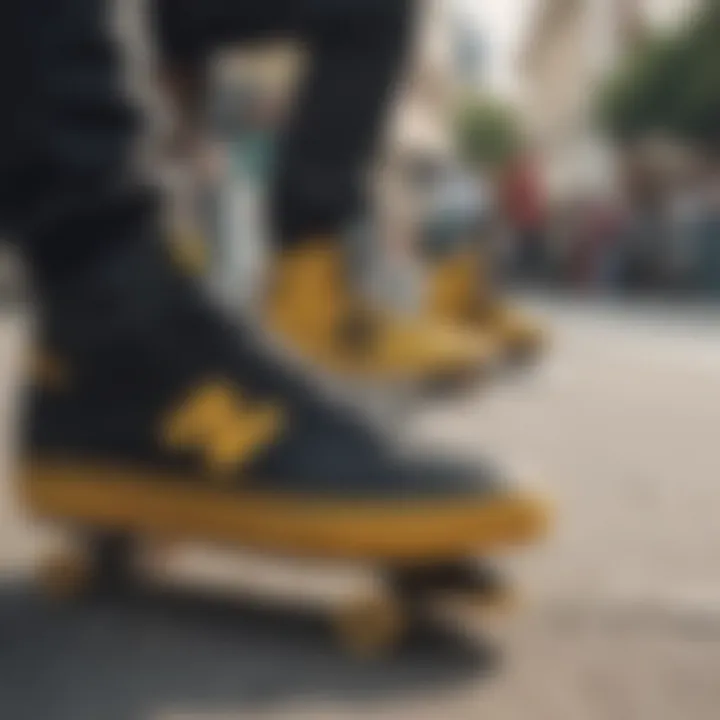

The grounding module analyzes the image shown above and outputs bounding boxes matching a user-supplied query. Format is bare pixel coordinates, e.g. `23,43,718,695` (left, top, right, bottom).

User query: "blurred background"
149,0,719,303
2,1,720,719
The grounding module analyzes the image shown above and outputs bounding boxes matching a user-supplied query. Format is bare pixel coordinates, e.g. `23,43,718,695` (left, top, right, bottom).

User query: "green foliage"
600,0,720,148
599,35,679,140
455,98,521,170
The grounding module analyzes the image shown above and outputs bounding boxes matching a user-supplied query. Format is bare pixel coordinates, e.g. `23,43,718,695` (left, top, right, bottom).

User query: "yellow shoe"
428,248,547,365
428,248,488,324
168,224,210,277
266,241,498,384
481,304,547,364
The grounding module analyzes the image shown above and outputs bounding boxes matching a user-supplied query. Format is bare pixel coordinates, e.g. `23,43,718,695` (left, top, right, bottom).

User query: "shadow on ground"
0,580,497,720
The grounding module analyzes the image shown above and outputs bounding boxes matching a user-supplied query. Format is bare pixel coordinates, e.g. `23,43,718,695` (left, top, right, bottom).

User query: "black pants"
0,0,411,283
0,0,155,281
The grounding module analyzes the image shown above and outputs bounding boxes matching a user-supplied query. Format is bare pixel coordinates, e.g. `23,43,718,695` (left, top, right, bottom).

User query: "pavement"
1,297,720,720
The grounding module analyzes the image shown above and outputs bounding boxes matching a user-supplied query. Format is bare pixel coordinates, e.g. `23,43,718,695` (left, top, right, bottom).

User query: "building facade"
519,0,701,203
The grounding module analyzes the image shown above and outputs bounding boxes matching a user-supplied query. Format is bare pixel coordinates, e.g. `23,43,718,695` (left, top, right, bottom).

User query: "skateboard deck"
40,527,519,657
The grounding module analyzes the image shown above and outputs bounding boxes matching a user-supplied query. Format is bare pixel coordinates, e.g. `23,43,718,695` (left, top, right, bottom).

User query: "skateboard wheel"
40,532,135,600
461,584,520,614
332,596,406,657
89,532,134,591
40,551,93,600
389,559,518,616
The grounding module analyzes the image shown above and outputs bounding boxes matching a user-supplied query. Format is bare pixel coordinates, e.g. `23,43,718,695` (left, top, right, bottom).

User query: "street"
1,297,720,720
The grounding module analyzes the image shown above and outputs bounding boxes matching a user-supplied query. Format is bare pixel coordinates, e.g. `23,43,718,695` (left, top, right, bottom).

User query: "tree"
599,34,679,141
455,97,522,171
669,1,720,145
600,0,720,150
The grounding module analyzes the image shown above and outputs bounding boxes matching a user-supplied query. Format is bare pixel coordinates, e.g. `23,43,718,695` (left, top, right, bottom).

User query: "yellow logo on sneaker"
161,381,284,478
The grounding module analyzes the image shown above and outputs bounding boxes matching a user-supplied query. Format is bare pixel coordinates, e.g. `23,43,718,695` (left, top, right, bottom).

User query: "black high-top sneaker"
22,237,550,561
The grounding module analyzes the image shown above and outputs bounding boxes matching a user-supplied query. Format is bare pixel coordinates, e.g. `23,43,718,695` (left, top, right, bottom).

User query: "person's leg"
270,0,412,244
154,0,495,385
0,0,155,282
154,0,411,242
4,0,547,564
262,3,500,382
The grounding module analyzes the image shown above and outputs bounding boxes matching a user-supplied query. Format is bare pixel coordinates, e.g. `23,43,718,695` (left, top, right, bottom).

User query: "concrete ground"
1,297,720,720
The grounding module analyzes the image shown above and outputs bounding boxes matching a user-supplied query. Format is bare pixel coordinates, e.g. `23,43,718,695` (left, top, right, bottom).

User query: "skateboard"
39,528,518,657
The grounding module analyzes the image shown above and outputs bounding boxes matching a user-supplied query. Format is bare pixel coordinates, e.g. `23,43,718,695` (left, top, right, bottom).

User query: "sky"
453,0,539,98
